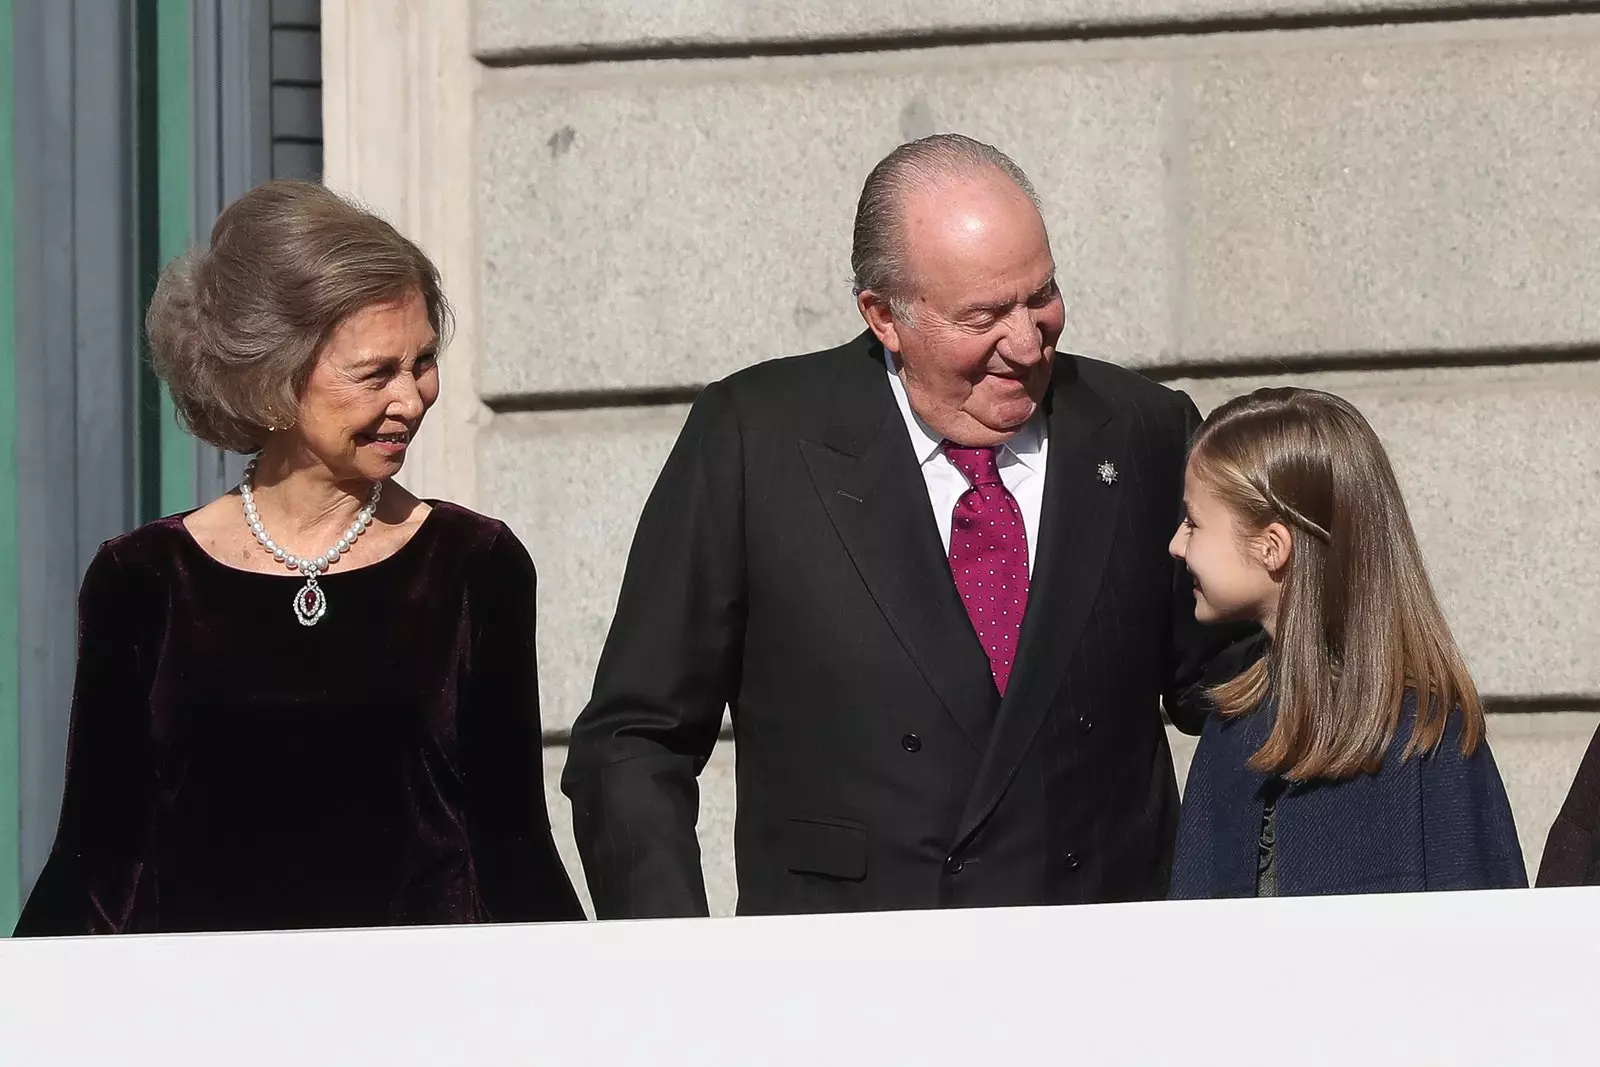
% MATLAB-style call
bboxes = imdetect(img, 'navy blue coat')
[1171,692,1527,898]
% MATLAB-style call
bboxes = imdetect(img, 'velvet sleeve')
[1535,719,1600,886]
[13,545,156,936]
[460,526,585,923]
[1420,716,1529,891]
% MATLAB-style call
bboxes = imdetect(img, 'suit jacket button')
[945,856,964,876]
[901,733,922,752]
[1078,716,1093,732]
[1064,852,1080,870]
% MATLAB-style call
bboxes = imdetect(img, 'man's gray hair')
[851,133,1042,323]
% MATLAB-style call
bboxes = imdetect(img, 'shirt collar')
[884,349,1047,472]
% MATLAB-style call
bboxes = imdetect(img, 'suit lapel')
[954,358,1130,845]
[799,337,997,750]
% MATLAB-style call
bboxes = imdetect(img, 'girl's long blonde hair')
[1191,387,1483,781]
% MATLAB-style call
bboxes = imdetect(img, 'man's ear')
[1260,521,1293,574]
[857,290,904,356]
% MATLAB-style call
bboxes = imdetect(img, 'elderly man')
[563,134,1252,918]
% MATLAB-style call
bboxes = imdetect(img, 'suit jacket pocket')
[784,817,868,881]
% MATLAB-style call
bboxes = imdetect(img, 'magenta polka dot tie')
[942,443,1030,696]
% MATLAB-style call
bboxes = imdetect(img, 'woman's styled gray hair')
[850,133,1042,322]
[146,180,452,453]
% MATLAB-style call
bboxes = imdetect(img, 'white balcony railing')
[2,887,1597,1064]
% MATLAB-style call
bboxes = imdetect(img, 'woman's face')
[274,287,439,483]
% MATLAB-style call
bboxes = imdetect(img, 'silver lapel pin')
[1097,460,1118,485]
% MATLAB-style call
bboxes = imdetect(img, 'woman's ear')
[1259,521,1293,574]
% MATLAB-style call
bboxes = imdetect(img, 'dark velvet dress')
[14,502,585,935]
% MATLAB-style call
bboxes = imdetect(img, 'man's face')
[859,172,1066,447]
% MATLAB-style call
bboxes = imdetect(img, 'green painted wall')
[155,0,192,517]
[135,0,194,523]
[0,0,22,931]
[136,0,194,521]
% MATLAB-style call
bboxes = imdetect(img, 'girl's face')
[1169,461,1285,632]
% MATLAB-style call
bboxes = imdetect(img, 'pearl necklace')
[240,458,382,627]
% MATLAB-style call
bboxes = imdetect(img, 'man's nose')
[999,313,1044,365]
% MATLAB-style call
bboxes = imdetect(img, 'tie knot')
[942,443,1003,488]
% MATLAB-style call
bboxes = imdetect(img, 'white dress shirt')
[885,354,1049,575]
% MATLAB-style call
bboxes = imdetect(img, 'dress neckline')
[169,499,449,580]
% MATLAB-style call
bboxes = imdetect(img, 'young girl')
[1167,387,1527,897]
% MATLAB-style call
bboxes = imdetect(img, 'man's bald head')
[851,134,1045,322]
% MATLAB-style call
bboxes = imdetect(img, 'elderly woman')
[14,181,584,933]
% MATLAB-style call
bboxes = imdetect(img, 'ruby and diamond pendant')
[294,577,328,627]
[240,456,382,629]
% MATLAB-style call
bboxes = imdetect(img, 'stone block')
[477,45,1172,395]
[481,406,692,731]
[480,17,1600,397]
[1183,18,1600,360]
[544,740,739,918]
[1171,363,1600,700]
[474,1,1554,56]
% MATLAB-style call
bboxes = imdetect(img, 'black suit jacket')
[562,332,1253,917]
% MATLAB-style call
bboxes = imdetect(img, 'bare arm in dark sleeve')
[460,526,585,923]
[561,380,746,919]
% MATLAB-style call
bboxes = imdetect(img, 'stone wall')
[326,2,1600,916]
